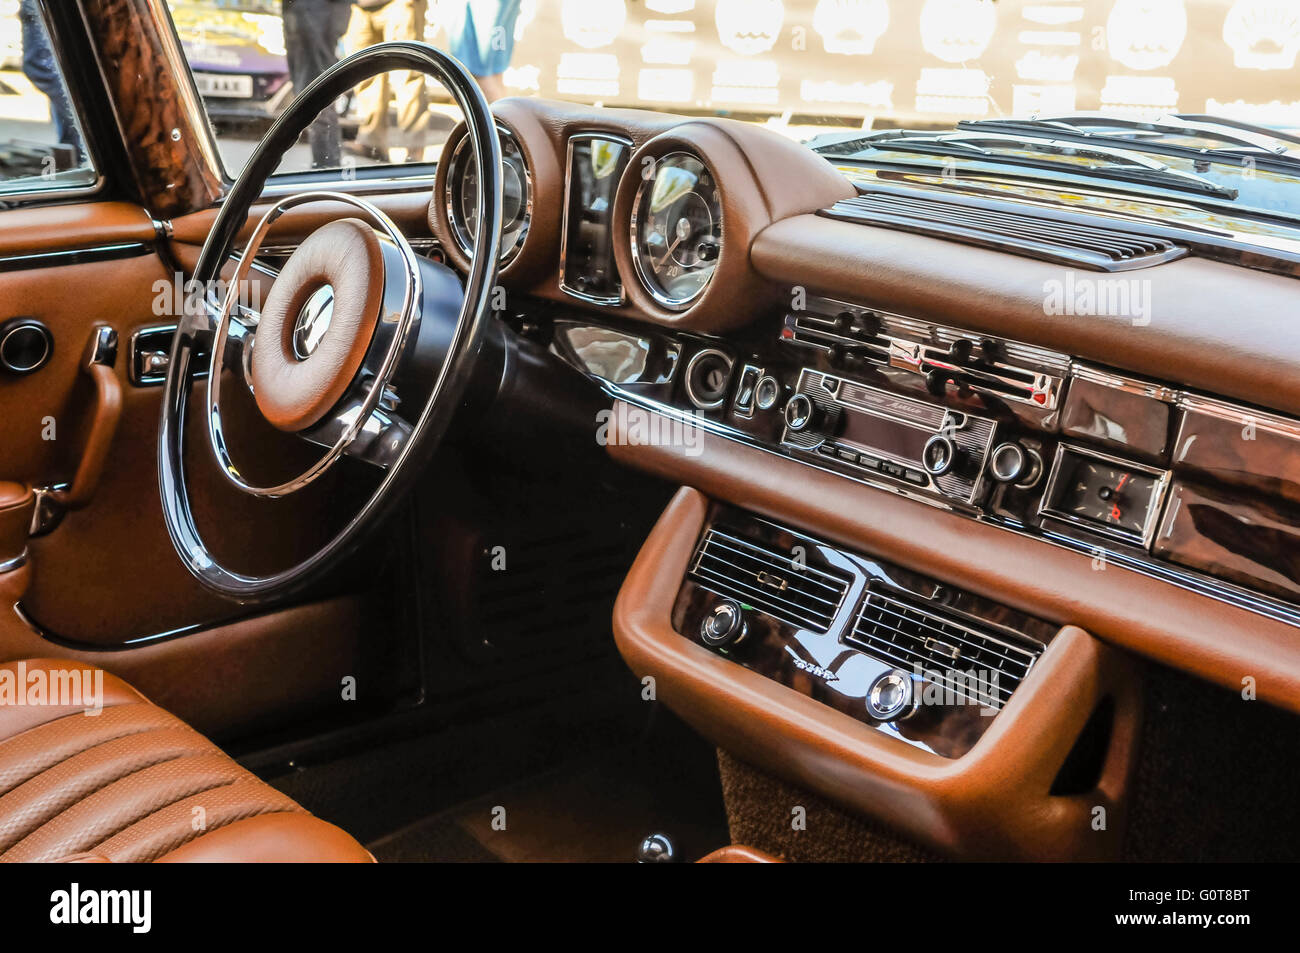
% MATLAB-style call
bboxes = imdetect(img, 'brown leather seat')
[0,658,371,863]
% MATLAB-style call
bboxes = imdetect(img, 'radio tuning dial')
[922,434,960,477]
[784,393,818,432]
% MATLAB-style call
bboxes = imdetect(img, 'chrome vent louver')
[847,585,1043,709]
[688,528,849,633]
[822,191,1187,272]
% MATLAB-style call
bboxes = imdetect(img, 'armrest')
[0,482,34,566]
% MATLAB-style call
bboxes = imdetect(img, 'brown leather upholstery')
[0,659,371,863]
[697,845,782,863]
[0,482,33,564]
[250,218,384,432]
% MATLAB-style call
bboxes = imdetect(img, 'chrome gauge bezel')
[629,150,723,311]
[444,123,531,267]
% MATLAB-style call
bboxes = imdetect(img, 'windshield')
[146,0,1300,217]
[494,0,1299,141]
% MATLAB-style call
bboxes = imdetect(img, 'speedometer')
[445,126,530,265]
[630,152,722,309]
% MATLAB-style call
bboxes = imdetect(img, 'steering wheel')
[159,42,502,603]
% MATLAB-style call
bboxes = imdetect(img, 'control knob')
[988,441,1043,487]
[783,393,819,432]
[921,434,962,477]
[700,599,748,649]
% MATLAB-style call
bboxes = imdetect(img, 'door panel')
[0,201,412,737]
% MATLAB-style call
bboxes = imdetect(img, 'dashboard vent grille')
[822,192,1186,272]
[689,528,849,633]
[847,586,1043,709]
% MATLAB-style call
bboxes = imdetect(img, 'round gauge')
[444,127,530,265]
[631,152,722,309]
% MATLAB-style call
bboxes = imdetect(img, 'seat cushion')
[0,658,371,863]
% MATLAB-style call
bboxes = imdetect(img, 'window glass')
[0,0,97,196]
[168,1,1300,184]
[168,0,464,177]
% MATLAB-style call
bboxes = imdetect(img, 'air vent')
[847,585,1043,709]
[688,528,849,632]
[822,191,1187,272]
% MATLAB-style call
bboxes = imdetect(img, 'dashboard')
[424,97,1300,858]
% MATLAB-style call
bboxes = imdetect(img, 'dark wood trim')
[78,0,223,218]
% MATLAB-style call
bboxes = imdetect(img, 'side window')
[0,0,97,196]
[166,0,460,178]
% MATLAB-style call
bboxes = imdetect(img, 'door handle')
[29,326,122,536]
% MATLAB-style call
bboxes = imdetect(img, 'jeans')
[282,0,353,168]
[19,0,82,163]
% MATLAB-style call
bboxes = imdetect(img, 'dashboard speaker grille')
[847,585,1043,708]
[688,528,849,633]
[822,191,1187,272]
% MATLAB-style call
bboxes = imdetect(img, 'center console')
[556,292,1300,629]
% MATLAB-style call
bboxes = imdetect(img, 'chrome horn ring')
[205,190,422,498]
[157,41,503,603]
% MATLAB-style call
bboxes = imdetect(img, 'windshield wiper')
[959,115,1300,175]
[821,129,1239,199]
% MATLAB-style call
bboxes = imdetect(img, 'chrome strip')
[1176,391,1300,441]
[1069,362,1181,402]
[0,550,28,574]
[0,242,151,271]
[257,173,438,198]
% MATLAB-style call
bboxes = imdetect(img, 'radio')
[780,369,998,505]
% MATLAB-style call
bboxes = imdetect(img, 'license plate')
[193,72,253,98]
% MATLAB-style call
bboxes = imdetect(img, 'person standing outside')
[445,0,523,103]
[346,0,431,161]
[17,0,82,164]
[281,0,353,168]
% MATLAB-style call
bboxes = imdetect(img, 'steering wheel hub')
[293,284,335,360]
[250,217,384,433]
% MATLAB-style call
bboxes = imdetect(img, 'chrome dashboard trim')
[628,149,722,311]
[598,383,1300,632]
[444,123,531,267]
[1036,442,1171,550]
[559,132,632,306]
[1069,363,1180,402]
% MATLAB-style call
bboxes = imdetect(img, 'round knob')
[989,441,1042,487]
[784,393,818,432]
[754,375,781,410]
[866,670,920,722]
[921,434,959,477]
[700,599,748,649]
[635,833,677,863]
